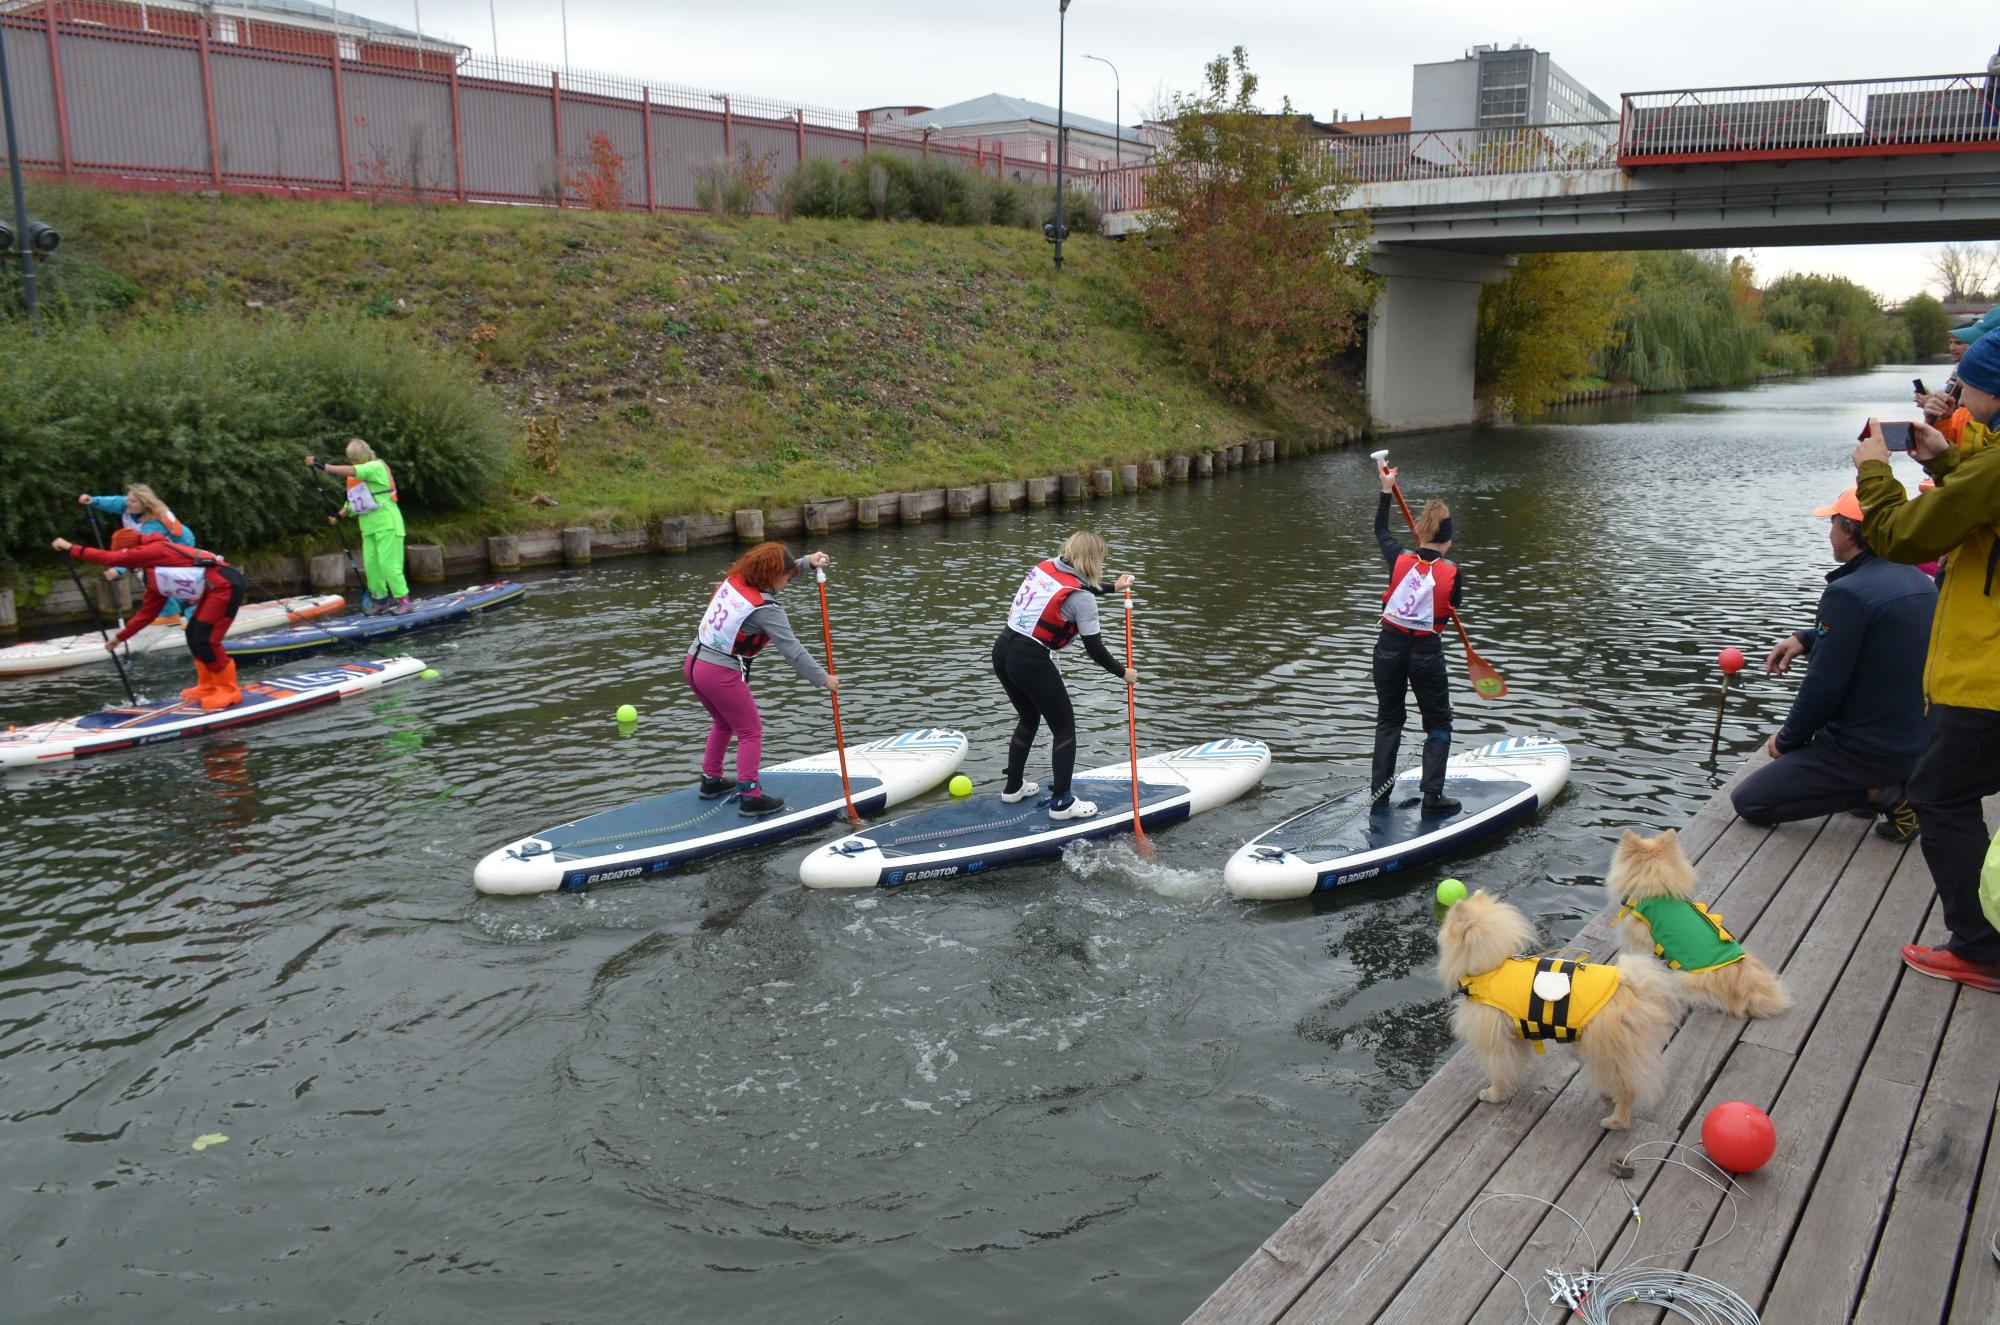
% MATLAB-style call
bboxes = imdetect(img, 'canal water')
[0,365,1932,1321]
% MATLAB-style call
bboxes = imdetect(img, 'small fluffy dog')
[1606,829,1791,1020]
[1438,889,1678,1130]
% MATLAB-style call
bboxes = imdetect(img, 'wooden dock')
[1189,771,2000,1324]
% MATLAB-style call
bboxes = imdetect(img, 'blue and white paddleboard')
[1223,735,1570,900]
[799,737,1271,889]
[0,657,428,768]
[230,582,527,663]
[473,728,969,895]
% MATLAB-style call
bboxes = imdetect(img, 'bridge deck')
[1187,765,2000,1324]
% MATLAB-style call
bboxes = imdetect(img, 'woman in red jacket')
[52,529,248,709]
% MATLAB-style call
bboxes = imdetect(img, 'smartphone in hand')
[1913,377,1928,397]
[1857,420,1916,450]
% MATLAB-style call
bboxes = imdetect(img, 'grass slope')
[35,187,1358,540]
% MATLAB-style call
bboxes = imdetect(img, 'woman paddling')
[52,529,247,709]
[1372,466,1462,817]
[686,542,837,817]
[78,483,198,619]
[306,441,410,616]
[995,530,1137,821]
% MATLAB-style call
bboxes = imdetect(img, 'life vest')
[144,543,229,606]
[1382,552,1458,635]
[696,575,771,660]
[345,467,398,516]
[123,508,186,540]
[1458,956,1621,1054]
[1007,559,1085,649]
[1617,896,1746,974]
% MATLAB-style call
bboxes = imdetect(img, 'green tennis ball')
[615,703,638,724]
[948,774,973,798]
[419,668,440,680]
[1436,878,1468,909]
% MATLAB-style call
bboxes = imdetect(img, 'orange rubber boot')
[199,658,243,710]
[180,661,214,704]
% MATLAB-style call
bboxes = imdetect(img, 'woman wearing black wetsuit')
[994,530,1137,821]
[1373,466,1463,817]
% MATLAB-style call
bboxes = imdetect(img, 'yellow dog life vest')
[1458,956,1621,1054]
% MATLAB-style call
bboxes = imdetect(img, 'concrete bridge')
[1098,71,2000,431]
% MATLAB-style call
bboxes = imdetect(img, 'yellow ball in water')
[1435,878,1468,909]
[419,668,440,680]
[948,774,973,798]
[615,704,638,724]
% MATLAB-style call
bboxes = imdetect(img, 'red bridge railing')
[1619,72,2000,165]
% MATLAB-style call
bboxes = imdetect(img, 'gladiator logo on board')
[888,865,962,885]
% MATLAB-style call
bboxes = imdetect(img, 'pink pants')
[684,655,762,784]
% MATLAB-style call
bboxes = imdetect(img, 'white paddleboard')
[0,656,427,768]
[0,594,347,677]
[799,737,1271,889]
[1224,735,1570,900]
[473,728,970,895]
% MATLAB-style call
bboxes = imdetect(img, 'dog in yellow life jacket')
[1607,829,1791,1020]
[1438,888,1679,1130]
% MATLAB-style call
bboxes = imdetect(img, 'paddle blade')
[1465,646,1507,699]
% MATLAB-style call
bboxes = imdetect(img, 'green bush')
[771,154,1102,233]
[0,314,508,568]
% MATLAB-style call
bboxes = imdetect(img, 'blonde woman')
[996,530,1137,821]
[305,440,409,615]
[1373,467,1462,817]
[77,483,198,619]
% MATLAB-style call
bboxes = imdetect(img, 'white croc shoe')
[1000,780,1041,804]
[1047,796,1098,821]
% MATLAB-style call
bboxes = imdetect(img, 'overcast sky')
[400,0,1997,302]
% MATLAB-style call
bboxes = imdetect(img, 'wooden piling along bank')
[3,432,1345,627]
[1187,760,2000,1325]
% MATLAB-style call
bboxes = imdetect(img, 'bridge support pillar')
[1366,246,1515,433]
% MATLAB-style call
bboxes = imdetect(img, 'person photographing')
[1372,466,1462,817]
[1850,327,2000,992]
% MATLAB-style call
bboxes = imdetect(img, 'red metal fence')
[0,8,1127,212]
[1620,73,2000,164]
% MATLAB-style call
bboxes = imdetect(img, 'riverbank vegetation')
[0,184,1356,573]
[1477,250,1926,413]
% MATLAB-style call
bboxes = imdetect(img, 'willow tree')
[1476,252,1636,415]
[1127,48,1374,400]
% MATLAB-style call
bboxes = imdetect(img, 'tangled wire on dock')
[1467,1141,1761,1324]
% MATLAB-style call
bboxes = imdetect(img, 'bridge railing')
[1620,72,2000,164]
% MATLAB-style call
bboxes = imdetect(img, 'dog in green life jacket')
[1607,829,1791,1020]
[1438,888,1679,1131]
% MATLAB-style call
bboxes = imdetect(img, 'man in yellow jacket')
[1852,329,2000,993]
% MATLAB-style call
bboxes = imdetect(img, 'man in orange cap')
[1730,486,1936,839]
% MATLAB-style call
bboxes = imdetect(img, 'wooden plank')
[1945,1047,2000,1325]
[1760,907,1954,1323]
[1864,980,2000,1324]
[1460,817,1868,1323]
[1677,851,1942,1307]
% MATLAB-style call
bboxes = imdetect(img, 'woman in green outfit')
[306,440,410,615]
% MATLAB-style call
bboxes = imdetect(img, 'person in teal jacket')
[76,483,198,620]
[306,440,410,615]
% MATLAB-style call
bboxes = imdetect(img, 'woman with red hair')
[52,528,248,709]
[684,541,835,815]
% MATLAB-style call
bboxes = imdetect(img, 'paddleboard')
[228,582,527,663]
[0,656,428,768]
[1223,735,1570,900]
[0,594,347,677]
[799,737,1271,890]
[473,727,970,895]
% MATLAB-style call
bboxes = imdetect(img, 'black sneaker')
[697,776,731,799]
[1874,799,1919,843]
[1420,794,1462,818]
[738,791,787,816]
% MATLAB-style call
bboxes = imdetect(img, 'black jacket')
[1778,551,1937,759]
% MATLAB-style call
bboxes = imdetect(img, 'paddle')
[815,565,862,826]
[56,545,139,705]
[1124,585,1155,861]
[80,505,135,640]
[307,466,372,613]
[1371,449,1507,700]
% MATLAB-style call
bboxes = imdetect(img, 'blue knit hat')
[1958,328,2000,396]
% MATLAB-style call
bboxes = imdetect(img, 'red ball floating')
[1701,1100,1777,1173]
[1718,647,1746,676]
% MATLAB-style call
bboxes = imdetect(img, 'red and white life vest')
[146,543,228,606]
[1381,552,1458,635]
[1007,559,1085,649]
[697,575,771,660]
[123,507,185,539]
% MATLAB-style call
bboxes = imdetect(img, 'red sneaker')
[1902,944,2000,992]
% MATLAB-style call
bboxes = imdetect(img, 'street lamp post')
[0,16,40,328]
[1047,0,1071,272]
[1084,53,1120,172]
